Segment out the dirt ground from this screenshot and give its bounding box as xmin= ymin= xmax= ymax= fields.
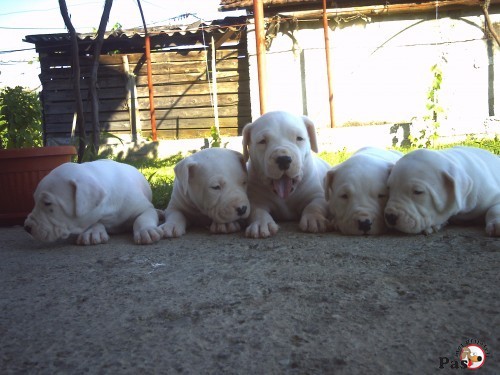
xmin=0 ymin=222 xmax=498 ymax=374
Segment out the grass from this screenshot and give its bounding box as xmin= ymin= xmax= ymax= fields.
xmin=107 ymin=136 xmax=500 ymax=209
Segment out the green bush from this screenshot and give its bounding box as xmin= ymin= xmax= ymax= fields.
xmin=0 ymin=86 xmax=43 ymax=149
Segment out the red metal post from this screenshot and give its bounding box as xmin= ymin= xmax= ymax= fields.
xmin=253 ymin=0 xmax=267 ymax=115
xmin=323 ymin=0 xmax=335 ymax=127
xmin=145 ymin=35 xmax=157 ymax=141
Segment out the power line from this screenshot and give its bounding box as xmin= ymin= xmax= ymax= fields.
xmin=0 ymin=1 xmax=102 ymax=17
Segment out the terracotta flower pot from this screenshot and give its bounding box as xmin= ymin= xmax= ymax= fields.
xmin=0 ymin=146 xmax=77 ymax=226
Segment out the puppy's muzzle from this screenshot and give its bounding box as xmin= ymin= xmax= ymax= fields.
xmin=236 ymin=205 xmax=248 ymax=217
xmin=24 ymin=225 xmax=32 ymax=234
xmin=276 ymin=156 xmax=292 ymax=171
xmin=385 ymin=213 xmax=398 ymax=226
xmin=358 ymin=219 xmax=372 ymax=234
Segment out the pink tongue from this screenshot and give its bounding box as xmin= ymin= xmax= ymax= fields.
xmin=273 ymin=175 xmax=293 ymax=199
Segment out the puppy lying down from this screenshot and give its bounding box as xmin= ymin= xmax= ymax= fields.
xmin=324 ymin=147 xmax=402 ymax=235
xmin=385 ymin=146 xmax=500 ymax=236
xmin=24 ymin=159 xmax=163 ymax=245
xmin=161 ymin=148 xmax=250 ymax=237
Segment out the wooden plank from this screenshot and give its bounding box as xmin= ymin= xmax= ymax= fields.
xmin=135 ymin=71 xmax=243 ymax=85
xmin=44 ymin=106 xmax=251 ymax=124
xmin=153 ymin=116 xmax=248 ymax=130
xmin=146 ymin=127 xmax=240 ymax=139
xmin=43 ymin=92 xmax=247 ymax=115
xmin=39 ymin=49 xmax=245 ymax=71
xmin=44 ymin=124 xmax=239 ymax=139
xmin=143 ymin=93 xmax=250 ymax=109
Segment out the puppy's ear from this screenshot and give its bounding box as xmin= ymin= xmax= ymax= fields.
xmin=302 ymin=116 xmax=319 ymax=153
xmin=236 ymin=151 xmax=248 ymax=173
xmin=174 ymin=158 xmax=197 ymax=195
xmin=69 ymin=176 xmax=106 ymax=217
xmin=441 ymin=165 xmax=473 ymax=212
xmin=242 ymin=122 xmax=253 ymax=162
xmin=324 ymin=168 xmax=336 ymax=201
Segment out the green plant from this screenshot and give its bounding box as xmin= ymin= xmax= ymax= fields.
xmin=408 ymin=63 xmax=443 ymax=148
xmin=0 ymin=86 xmax=43 ymax=149
xmin=391 ymin=64 xmax=444 ymax=149
xmin=202 ymin=125 xmax=228 ymax=149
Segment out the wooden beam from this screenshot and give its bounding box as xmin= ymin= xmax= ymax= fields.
xmin=280 ymin=0 xmax=500 ymax=20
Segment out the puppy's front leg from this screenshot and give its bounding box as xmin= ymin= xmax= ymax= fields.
xmin=77 ymin=223 xmax=109 ymax=245
xmin=299 ymin=198 xmax=329 ymax=233
xmin=160 ymin=209 xmax=188 ymax=238
xmin=485 ymin=203 xmax=500 ymax=236
xmin=133 ymin=207 xmax=163 ymax=244
xmin=245 ymin=207 xmax=279 ymax=238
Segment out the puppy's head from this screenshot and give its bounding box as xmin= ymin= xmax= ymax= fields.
xmin=324 ymin=154 xmax=394 ymax=235
xmin=384 ymin=149 xmax=472 ymax=234
xmin=174 ymin=148 xmax=250 ymax=224
xmin=242 ymin=111 xmax=318 ymax=199
xmin=24 ymin=163 xmax=106 ymax=242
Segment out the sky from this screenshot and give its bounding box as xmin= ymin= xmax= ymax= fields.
xmin=0 ymin=0 xmax=244 ymax=89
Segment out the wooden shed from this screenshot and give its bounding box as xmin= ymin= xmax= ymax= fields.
xmin=24 ymin=16 xmax=251 ymax=145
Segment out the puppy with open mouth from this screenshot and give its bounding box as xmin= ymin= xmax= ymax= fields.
xmin=242 ymin=111 xmax=330 ymax=238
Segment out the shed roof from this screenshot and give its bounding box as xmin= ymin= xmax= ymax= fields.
xmin=24 ymin=16 xmax=247 ymax=54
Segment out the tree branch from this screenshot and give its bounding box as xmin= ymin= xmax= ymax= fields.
xmin=482 ymin=0 xmax=500 ymax=47
xmin=89 ymin=0 xmax=113 ymax=156
xmin=58 ymin=0 xmax=86 ymax=162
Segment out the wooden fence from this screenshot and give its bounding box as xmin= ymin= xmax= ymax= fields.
xmin=39 ymin=43 xmax=251 ymax=144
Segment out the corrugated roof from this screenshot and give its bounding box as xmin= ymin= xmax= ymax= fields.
xmin=24 ymin=16 xmax=247 ymax=46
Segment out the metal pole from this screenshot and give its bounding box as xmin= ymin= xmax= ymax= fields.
xmin=323 ymin=0 xmax=335 ymax=127
xmin=137 ymin=0 xmax=157 ymax=141
xmin=253 ymin=0 xmax=267 ymax=115
xmin=145 ymin=35 xmax=157 ymax=141
xmin=211 ymin=36 xmax=220 ymax=132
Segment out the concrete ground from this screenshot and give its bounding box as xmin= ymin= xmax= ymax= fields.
xmin=0 ymin=223 xmax=498 ymax=374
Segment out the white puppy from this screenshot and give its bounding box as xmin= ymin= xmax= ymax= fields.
xmin=385 ymin=146 xmax=500 ymax=236
xmin=242 ymin=111 xmax=330 ymax=238
xmin=24 ymin=160 xmax=162 ymax=245
xmin=324 ymin=147 xmax=402 ymax=235
xmin=161 ymin=148 xmax=250 ymax=237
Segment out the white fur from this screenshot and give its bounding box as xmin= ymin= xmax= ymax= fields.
xmin=385 ymin=146 xmax=500 ymax=236
xmin=242 ymin=111 xmax=330 ymax=238
xmin=324 ymin=147 xmax=402 ymax=235
xmin=160 ymin=148 xmax=250 ymax=237
xmin=24 ymin=160 xmax=162 ymax=245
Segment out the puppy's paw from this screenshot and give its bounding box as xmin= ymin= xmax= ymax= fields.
xmin=134 ymin=226 xmax=163 ymax=245
xmin=299 ymin=213 xmax=328 ymax=233
xmin=160 ymin=222 xmax=186 ymax=238
xmin=210 ymin=221 xmax=241 ymax=234
xmin=77 ymin=224 xmax=109 ymax=245
xmin=245 ymin=220 xmax=279 ymax=238
xmin=485 ymin=219 xmax=500 ymax=236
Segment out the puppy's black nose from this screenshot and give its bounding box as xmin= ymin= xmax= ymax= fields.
xmin=276 ymin=156 xmax=292 ymax=170
xmin=385 ymin=213 xmax=398 ymax=226
xmin=236 ymin=205 xmax=247 ymax=216
xmin=358 ymin=219 xmax=372 ymax=234
xmin=24 ymin=225 xmax=32 ymax=234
